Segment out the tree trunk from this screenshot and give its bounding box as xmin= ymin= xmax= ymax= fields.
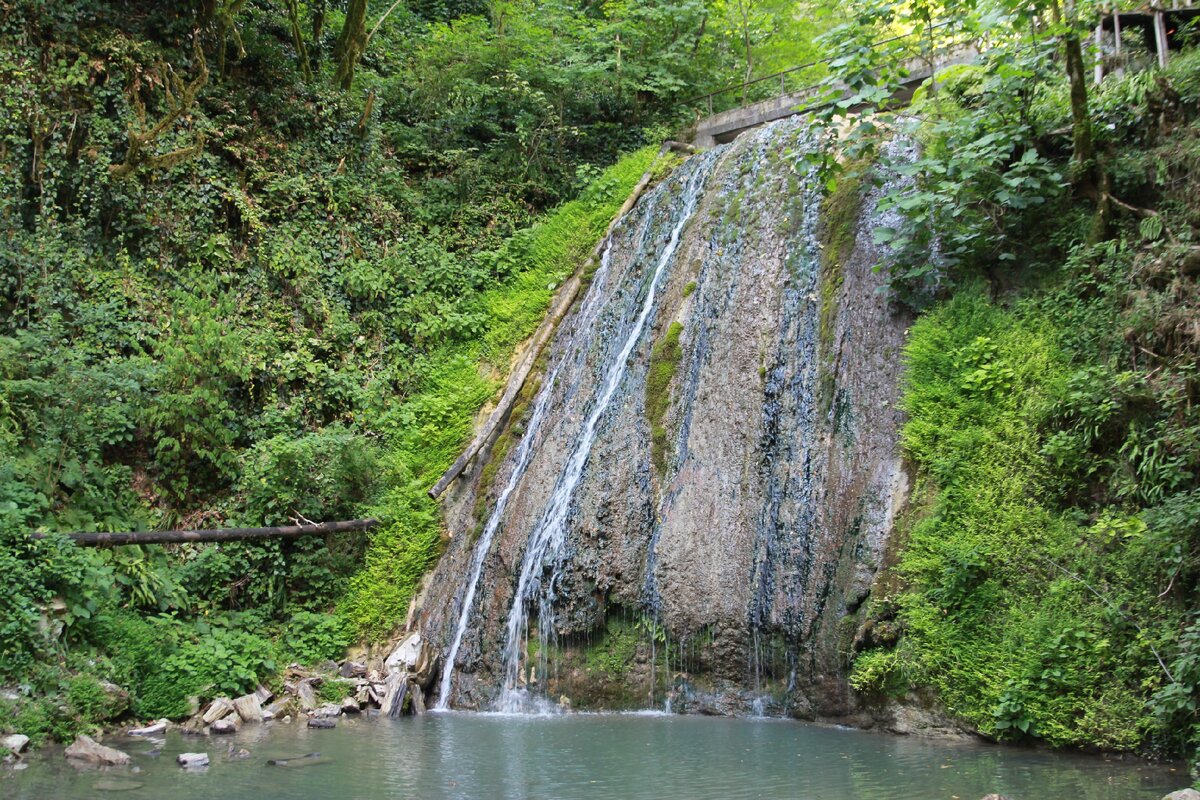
xmin=334 ymin=0 xmax=368 ymax=90
xmin=32 ymin=518 xmax=379 ymax=547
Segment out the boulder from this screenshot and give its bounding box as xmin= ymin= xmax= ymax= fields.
xmin=307 ymin=718 xmax=336 ymax=729
xmin=312 ymin=703 xmax=342 ymax=718
xmin=254 ymin=684 xmax=274 ymax=704
xmin=233 ymin=693 xmax=263 ymax=723
xmin=339 ymin=661 xmax=367 ymax=678
xmin=2 ymin=734 xmax=30 ymax=755
xmin=64 ymin=735 xmax=131 ymax=765
xmin=176 ymin=752 xmax=209 ymax=768
xmin=202 ymin=697 xmax=236 ymax=725
xmin=265 ymin=696 xmax=296 ymax=719
xmin=294 ymin=679 xmax=319 ymax=711
xmin=1164 ymin=791 xmax=1200 ymax=800
xmin=379 ymin=671 xmax=410 ymax=717
xmin=210 ymin=716 xmax=242 ymax=734
xmin=341 ymin=696 xmax=362 ymax=714
xmin=384 ymin=631 xmax=438 ymax=687
xmin=127 ymin=719 xmax=168 ymax=736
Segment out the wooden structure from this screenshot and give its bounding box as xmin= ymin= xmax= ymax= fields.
xmin=30 ymin=518 xmax=379 ymax=547
xmin=1095 ymin=2 xmax=1200 ymax=81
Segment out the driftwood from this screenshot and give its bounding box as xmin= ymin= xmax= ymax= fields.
xmin=30 ymin=518 xmax=378 ymax=547
xmin=427 ymin=140 xmax=695 ymax=500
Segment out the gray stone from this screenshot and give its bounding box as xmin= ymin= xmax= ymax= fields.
xmin=339 ymin=661 xmax=367 ymax=678
xmin=127 ymin=719 xmax=168 ymax=736
xmin=233 ymin=693 xmax=263 ymax=723
xmin=341 ymin=696 xmax=362 ymax=714
xmin=64 ymin=735 xmax=131 ymax=765
xmin=312 ymin=703 xmax=342 ymax=718
xmin=2 ymin=734 xmax=30 ymax=754
xmin=210 ymin=716 xmax=241 ymax=734
xmin=1164 ymin=791 xmax=1200 ymax=800
xmin=306 ymin=718 xmax=336 ymax=729
xmin=294 ymin=679 xmax=318 ymax=711
xmin=202 ymin=697 xmax=235 ymax=724
xmin=176 ymin=752 xmax=209 ymax=768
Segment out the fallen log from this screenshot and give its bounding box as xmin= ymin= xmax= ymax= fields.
xmin=29 ymin=518 xmax=379 ymax=547
xmin=427 ymin=141 xmax=694 ymax=500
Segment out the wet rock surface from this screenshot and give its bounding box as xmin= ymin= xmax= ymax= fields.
xmin=63 ymin=735 xmax=131 ymax=765
xmin=420 ymin=119 xmax=911 ymax=715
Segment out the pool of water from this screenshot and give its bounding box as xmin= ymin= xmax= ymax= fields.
xmin=1 ymin=712 xmax=1181 ymax=800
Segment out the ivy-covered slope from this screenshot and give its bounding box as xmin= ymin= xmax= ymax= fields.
xmin=848 ymin=55 xmax=1200 ymax=769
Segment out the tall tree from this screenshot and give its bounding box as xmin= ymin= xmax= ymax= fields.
xmin=335 ymin=0 xmax=369 ymax=89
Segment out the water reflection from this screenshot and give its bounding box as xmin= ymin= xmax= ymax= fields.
xmin=1 ymin=713 xmax=1179 ymax=800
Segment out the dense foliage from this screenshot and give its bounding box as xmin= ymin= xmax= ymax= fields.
xmin=840 ymin=11 xmax=1200 ymax=773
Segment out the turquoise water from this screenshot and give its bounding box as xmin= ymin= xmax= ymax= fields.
xmin=1 ymin=712 xmax=1181 ymax=800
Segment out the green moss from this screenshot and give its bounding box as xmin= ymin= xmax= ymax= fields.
xmin=645 ymin=321 xmax=684 ymax=477
xmin=583 ymin=617 xmax=639 ymax=678
xmin=682 ymin=281 xmax=697 ymax=298
xmin=816 ymin=164 xmax=864 ymax=414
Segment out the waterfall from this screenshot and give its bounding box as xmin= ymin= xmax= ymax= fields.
xmin=422 ymin=117 xmax=911 ymax=716
xmin=496 ymin=157 xmax=717 ymax=711
xmin=433 ymin=365 xmax=562 ymax=710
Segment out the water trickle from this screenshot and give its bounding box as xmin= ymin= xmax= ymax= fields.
xmin=497 ymin=156 xmax=719 ymax=711
xmin=434 ymin=366 xmax=564 ymax=710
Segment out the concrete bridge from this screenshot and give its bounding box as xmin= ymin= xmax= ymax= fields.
xmin=691 ymin=46 xmax=978 ymax=147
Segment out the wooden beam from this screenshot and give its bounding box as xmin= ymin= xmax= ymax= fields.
xmin=427 ymin=141 xmax=694 ymax=500
xmin=30 ymin=518 xmax=380 ymax=547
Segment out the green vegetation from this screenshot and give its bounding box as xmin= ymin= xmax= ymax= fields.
xmin=838 ymin=5 xmax=1200 ymax=771
xmin=645 ymin=321 xmax=685 ymax=477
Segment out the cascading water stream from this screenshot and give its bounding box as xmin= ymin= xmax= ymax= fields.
xmin=496 ymin=158 xmax=716 ymax=711
xmin=433 ymin=366 xmax=562 ymax=710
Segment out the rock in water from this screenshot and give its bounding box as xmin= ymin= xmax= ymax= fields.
xmin=177 ymin=752 xmax=209 ymax=768
xmin=64 ymin=735 xmax=131 ymax=765
xmin=1164 ymin=791 xmax=1200 ymax=800
xmin=202 ymin=697 xmax=236 ymax=724
xmin=307 ymin=718 xmax=336 ymax=729
xmin=93 ymin=778 xmax=144 ymax=792
xmin=127 ymin=719 xmax=169 ymax=736
xmin=2 ymin=734 xmax=30 ymax=754
xmin=233 ymin=693 xmax=264 ymax=723
xmin=210 ymin=716 xmax=242 ymax=734
xmin=312 ymin=703 xmax=343 ymax=718
xmin=267 ymin=753 xmax=328 ymax=767
xmin=341 ymin=696 xmax=362 ymax=714
xmin=379 ymin=672 xmax=410 ymax=717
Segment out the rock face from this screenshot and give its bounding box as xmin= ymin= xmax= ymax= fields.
xmin=1163 ymin=790 xmax=1200 ymax=800
xmin=419 ymin=118 xmax=911 ymax=715
xmin=64 ymin=735 xmax=131 ymax=765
